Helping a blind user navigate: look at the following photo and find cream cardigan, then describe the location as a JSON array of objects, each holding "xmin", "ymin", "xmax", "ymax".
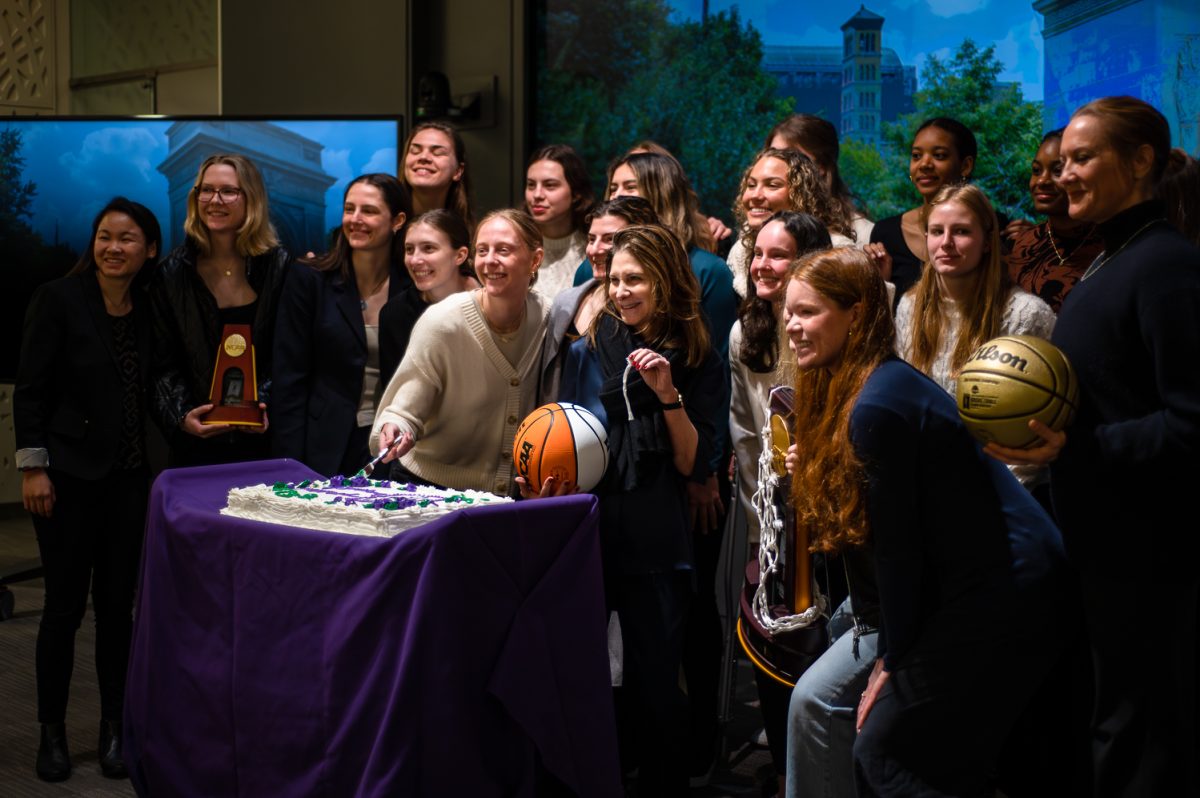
[{"xmin": 370, "ymin": 291, "xmax": 549, "ymax": 495}]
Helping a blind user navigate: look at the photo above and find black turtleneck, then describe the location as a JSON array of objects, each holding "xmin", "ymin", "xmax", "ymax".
[{"xmin": 1050, "ymin": 198, "xmax": 1200, "ymax": 570}]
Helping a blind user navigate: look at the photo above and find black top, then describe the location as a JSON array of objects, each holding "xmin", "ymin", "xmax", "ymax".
[
  {"xmin": 869, "ymin": 214, "xmax": 922, "ymax": 305},
  {"xmin": 852, "ymin": 359, "xmax": 1065, "ymax": 669},
  {"xmin": 14, "ymin": 273, "xmax": 153, "ymax": 480},
  {"xmin": 111, "ymin": 313, "xmax": 145, "ymax": 471},
  {"xmin": 271, "ymin": 260, "xmax": 409, "ymax": 476},
  {"xmin": 1050, "ymin": 199, "xmax": 1200, "ymax": 576},
  {"xmin": 378, "ymin": 286, "xmax": 431, "ymax": 386}
]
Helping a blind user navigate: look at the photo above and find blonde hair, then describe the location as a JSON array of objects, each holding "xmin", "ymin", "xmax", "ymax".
[
  {"xmin": 184, "ymin": 153, "xmax": 279, "ymax": 257},
  {"xmin": 904, "ymin": 183, "xmax": 1008, "ymax": 377},
  {"xmin": 787, "ymin": 247, "xmax": 894, "ymax": 553},
  {"xmin": 474, "ymin": 208, "xmax": 544, "ymax": 286}
]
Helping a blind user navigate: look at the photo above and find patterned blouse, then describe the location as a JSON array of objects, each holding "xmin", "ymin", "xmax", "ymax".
[{"xmin": 1006, "ymin": 221, "xmax": 1104, "ymax": 313}]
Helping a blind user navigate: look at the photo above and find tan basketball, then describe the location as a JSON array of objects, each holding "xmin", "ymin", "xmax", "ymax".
[{"xmin": 956, "ymin": 335, "xmax": 1078, "ymax": 449}]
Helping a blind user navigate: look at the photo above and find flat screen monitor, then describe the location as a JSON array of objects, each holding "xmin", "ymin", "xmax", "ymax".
[{"xmin": 0, "ymin": 115, "xmax": 403, "ymax": 381}]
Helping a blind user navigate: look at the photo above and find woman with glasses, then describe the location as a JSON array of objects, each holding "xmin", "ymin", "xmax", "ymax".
[{"xmin": 149, "ymin": 153, "xmax": 292, "ymax": 466}]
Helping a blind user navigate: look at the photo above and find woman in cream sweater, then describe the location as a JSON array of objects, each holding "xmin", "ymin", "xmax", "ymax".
[{"xmin": 371, "ymin": 209, "xmax": 549, "ymax": 495}]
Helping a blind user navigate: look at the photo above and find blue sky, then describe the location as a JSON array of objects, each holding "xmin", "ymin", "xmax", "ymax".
[
  {"xmin": 5, "ymin": 119, "xmax": 398, "ymax": 254},
  {"xmin": 668, "ymin": 0, "xmax": 1045, "ymax": 100}
]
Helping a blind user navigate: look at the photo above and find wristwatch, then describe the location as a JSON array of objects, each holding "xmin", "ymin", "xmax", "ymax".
[{"xmin": 661, "ymin": 391, "xmax": 684, "ymax": 411}]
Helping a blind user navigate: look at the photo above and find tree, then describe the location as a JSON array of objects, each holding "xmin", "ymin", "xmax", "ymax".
[
  {"xmin": 840, "ymin": 39, "xmax": 1043, "ymax": 222},
  {"xmin": 536, "ymin": 4, "xmax": 790, "ymax": 218},
  {"xmin": 0, "ymin": 128, "xmax": 38, "ymax": 238}
]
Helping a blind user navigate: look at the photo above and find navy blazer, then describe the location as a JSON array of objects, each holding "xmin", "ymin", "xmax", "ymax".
[
  {"xmin": 14, "ymin": 272, "xmax": 153, "ymax": 480},
  {"xmin": 271, "ymin": 261, "xmax": 408, "ymax": 475}
]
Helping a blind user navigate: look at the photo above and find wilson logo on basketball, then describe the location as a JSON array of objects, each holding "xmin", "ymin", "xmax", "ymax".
[{"xmin": 968, "ymin": 344, "xmax": 1029, "ymax": 372}]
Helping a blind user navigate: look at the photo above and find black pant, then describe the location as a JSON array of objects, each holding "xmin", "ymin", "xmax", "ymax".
[
  {"xmin": 682, "ymin": 467, "xmax": 732, "ymax": 774},
  {"xmin": 613, "ymin": 570, "xmax": 692, "ymax": 797},
  {"xmin": 33, "ymin": 469, "xmax": 148, "ymax": 723}
]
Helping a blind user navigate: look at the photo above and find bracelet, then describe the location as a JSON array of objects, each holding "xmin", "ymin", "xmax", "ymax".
[{"xmin": 660, "ymin": 391, "xmax": 684, "ymax": 411}]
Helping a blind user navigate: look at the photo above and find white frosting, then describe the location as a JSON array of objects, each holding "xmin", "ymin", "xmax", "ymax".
[{"xmin": 221, "ymin": 477, "xmax": 513, "ymax": 537}]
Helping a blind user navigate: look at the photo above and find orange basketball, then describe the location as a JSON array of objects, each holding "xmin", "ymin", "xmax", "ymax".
[{"xmin": 512, "ymin": 403, "xmax": 609, "ymax": 492}]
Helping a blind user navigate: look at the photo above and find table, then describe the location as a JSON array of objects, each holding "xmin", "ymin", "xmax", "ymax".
[{"xmin": 124, "ymin": 460, "xmax": 621, "ymax": 797}]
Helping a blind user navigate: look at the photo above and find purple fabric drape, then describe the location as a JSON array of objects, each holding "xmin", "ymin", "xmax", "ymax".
[{"xmin": 124, "ymin": 459, "xmax": 620, "ymax": 797}]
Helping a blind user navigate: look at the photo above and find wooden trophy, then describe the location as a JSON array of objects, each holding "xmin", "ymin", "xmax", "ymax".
[{"xmin": 202, "ymin": 323, "xmax": 265, "ymax": 427}]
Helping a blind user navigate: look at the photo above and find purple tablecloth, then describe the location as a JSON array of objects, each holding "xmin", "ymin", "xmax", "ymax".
[{"xmin": 125, "ymin": 460, "xmax": 620, "ymax": 797}]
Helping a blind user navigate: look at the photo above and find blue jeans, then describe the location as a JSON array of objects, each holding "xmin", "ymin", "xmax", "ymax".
[{"xmin": 785, "ymin": 598, "xmax": 878, "ymax": 798}]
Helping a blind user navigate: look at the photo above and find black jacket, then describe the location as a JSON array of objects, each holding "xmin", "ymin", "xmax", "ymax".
[
  {"xmin": 14, "ymin": 272, "xmax": 153, "ymax": 480},
  {"xmin": 148, "ymin": 240, "xmax": 291, "ymax": 434},
  {"xmin": 271, "ymin": 260, "xmax": 408, "ymax": 475}
]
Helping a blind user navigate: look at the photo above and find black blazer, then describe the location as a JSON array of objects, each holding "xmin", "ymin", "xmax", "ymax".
[
  {"xmin": 14, "ymin": 272, "xmax": 153, "ymax": 481},
  {"xmin": 271, "ymin": 261, "xmax": 408, "ymax": 474}
]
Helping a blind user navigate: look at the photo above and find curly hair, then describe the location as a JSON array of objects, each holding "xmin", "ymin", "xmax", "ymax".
[
  {"xmin": 787, "ymin": 247, "xmax": 895, "ymax": 553},
  {"xmin": 765, "ymin": 114, "xmax": 866, "ymax": 226},
  {"xmin": 733, "ymin": 149, "xmax": 853, "ymax": 256},
  {"xmin": 591, "ymin": 224, "xmax": 710, "ymax": 367},
  {"xmin": 737, "ymin": 211, "xmax": 831, "ymax": 374},
  {"xmin": 903, "ymin": 183, "xmax": 1009, "ymax": 377}
]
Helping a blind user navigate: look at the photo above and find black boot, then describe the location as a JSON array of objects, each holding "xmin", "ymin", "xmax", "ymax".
[
  {"xmin": 36, "ymin": 722, "xmax": 71, "ymax": 782},
  {"xmin": 98, "ymin": 719, "xmax": 128, "ymax": 779}
]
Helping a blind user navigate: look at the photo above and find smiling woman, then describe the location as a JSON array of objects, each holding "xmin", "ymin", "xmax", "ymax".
[
  {"xmin": 14, "ymin": 197, "xmax": 162, "ymax": 782},
  {"xmin": 400, "ymin": 122, "xmax": 474, "ymax": 231},
  {"xmin": 271, "ymin": 173, "xmax": 413, "ymax": 476},
  {"xmin": 148, "ymin": 153, "xmax": 292, "ymax": 467},
  {"xmin": 575, "ymin": 223, "xmax": 727, "ymax": 795},
  {"xmin": 370, "ymin": 209, "xmax": 550, "ymax": 495}
]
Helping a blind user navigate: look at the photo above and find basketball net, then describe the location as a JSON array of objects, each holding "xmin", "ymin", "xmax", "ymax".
[{"xmin": 750, "ymin": 415, "xmax": 826, "ymax": 634}]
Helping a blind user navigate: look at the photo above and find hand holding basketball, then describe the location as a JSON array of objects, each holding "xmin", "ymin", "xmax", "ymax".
[
  {"xmin": 515, "ymin": 475, "xmax": 580, "ymax": 500},
  {"xmin": 628, "ymin": 348, "xmax": 676, "ymax": 402},
  {"xmin": 512, "ymin": 403, "xmax": 609, "ymax": 493},
  {"xmin": 984, "ymin": 419, "xmax": 1066, "ymax": 466}
]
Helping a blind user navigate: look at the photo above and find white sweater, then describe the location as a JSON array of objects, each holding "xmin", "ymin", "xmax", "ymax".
[
  {"xmin": 371, "ymin": 291, "xmax": 549, "ymax": 495},
  {"xmin": 729, "ymin": 319, "xmax": 794, "ymax": 543},
  {"xmin": 534, "ymin": 230, "xmax": 587, "ymax": 303}
]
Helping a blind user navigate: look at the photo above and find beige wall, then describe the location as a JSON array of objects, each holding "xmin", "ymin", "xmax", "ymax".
[{"xmin": 219, "ymin": 2, "xmax": 408, "ymax": 117}]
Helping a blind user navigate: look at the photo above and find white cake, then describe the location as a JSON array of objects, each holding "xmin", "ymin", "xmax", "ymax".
[{"xmin": 221, "ymin": 475, "xmax": 513, "ymax": 537}]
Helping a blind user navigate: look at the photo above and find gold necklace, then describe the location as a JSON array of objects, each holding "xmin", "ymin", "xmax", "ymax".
[
  {"xmin": 1080, "ymin": 219, "xmax": 1163, "ymax": 281},
  {"xmin": 1045, "ymin": 220, "xmax": 1094, "ymax": 267},
  {"xmin": 483, "ymin": 296, "xmax": 527, "ymax": 340}
]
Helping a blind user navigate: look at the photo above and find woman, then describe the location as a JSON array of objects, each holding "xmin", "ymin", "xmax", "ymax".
[
  {"xmin": 728, "ymin": 211, "xmax": 831, "ymax": 790},
  {"xmin": 149, "ymin": 153, "xmax": 290, "ymax": 466},
  {"xmin": 567, "ymin": 224, "xmax": 726, "ymax": 796},
  {"xmin": 524, "ymin": 144, "xmax": 594, "ymax": 300},
  {"xmin": 579, "ymin": 152, "xmax": 736, "ymax": 359},
  {"xmin": 896, "ymin": 183, "xmax": 1055, "ymax": 401},
  {"xmin": 1005, "ymin": 129, "xmax": 1104, "ymax": 312},
  {"xmin": 379, "ymin": 209, "xmax": 479, "ymax": 383},
  {"xmin": 728, "ymin": 147, "xmax": 854, "ymax": 298},
  {"xmin": 781, "ymin": 248, "xmax": 1067, "ymax": 798},
  {"xmin": 766, "ymin": 113, "xmax": 874, "ymax": 244},
  {"xmin": 372, "ymin": 209, "xmax": 549, "ymax": 495},
  {"xmin": 542, "ymin": 196, "xmax": 658, "ymax": 410},
  {"xmin": 865, "ymin": 117, "xmax": 977, "ymax": 301},
  {"xmin": 401, "ymin": 121, "xmax": 474, "ymax": 230},
  {"xmin": 15, "ymin": 198, "xmax": 161, "ymax": 782},
  {"xmin": 897, "ymin": 183, "xmax": 1054, "ymax": 492},
  {"xmin": 272, "ymin": 174, "xmax": 411, "ymax": 476},
  {"xmin": 988, "ymin": 96, "xmax": 1200, "ymax": 797}
]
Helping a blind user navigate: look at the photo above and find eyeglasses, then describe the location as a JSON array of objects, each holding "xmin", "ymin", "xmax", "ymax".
[{"xmin": 196, "ymin": 186, "xmax": 244, "ymax": 203}]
